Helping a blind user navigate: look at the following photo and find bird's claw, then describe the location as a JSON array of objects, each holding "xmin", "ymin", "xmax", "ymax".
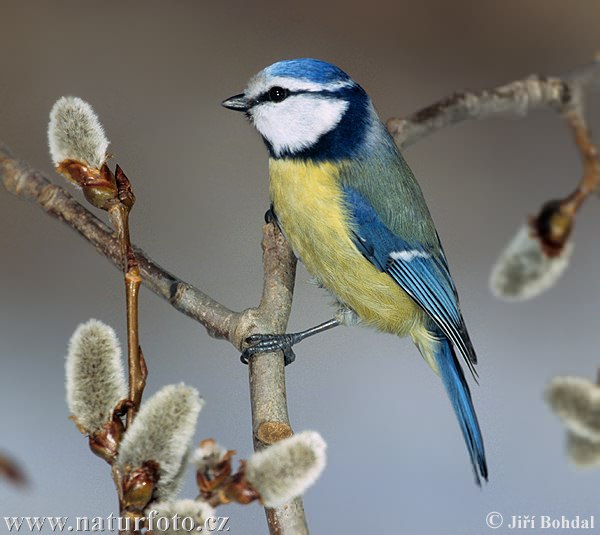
[
  {"xmin": 264, "ymin": 207, "xmax": 276, "ymax": 223},
  {"xmin": 241, "ymin": 333, "xmax": 297, "ymax": 366}
]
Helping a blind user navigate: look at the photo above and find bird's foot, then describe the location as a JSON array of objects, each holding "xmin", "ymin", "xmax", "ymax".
[
  {"xmin": 240, "ymin": 319, "xmax": 341, "ymax": 366},
  {"xmin": 241, "ymin": 333, "xmax": 300, "ymax": 366}
]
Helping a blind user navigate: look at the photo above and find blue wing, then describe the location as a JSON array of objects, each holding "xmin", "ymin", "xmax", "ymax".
[{"xmin": 343, "ymin": 187, "xmax": 478, "ymax": 377}]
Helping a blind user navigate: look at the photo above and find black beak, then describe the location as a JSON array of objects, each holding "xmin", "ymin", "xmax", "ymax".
[{"xmin": 222, "ymin": 93, "xmax": 250, "ymax": 112}]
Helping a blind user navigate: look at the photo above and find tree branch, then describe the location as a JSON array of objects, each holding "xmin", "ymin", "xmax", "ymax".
[
  {"xmin": 0, "ymin": 142, "xmax": 306, "ymax": 534},
  {"xmin": 246, "ymin": 225, "xmax": 303, "ymax": 534},
  {"xmin": 387, "ymin": 58, "xmax": 600, "ymax": 149},
  {"xmin": 0, "ymin": 143, "xmax": 239, "ymax": 340}
]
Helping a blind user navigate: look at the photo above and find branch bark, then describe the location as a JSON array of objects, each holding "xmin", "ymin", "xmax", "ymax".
[
  {"xmin": 0, "ymin": 143, "xmax": 239, "ymax": 340},
  {"xmin": 0, "ymin": 142, "xmax": 305, "ymax": 533},
  {"xmin": 387, "ymin": 58, "xmax": 600, "ymax": 149},
  {"xmin": 2, "ymin": 55, "xmax": 600, "ymax": 535}
]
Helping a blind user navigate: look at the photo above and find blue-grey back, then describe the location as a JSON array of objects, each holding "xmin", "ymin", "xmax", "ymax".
[{"xmin": 339, "ymin": 118, "xmax": 440, "ymax": 249}]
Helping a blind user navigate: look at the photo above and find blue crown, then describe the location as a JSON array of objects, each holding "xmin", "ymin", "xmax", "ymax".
[{"xmin": 264, "ymin": 58, "xmax": 353, "ymax": 86}]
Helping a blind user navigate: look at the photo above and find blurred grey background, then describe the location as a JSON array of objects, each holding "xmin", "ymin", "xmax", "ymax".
[{"xmin": 1, "ymin": 1, "xmax": 600, "ymax": 534}]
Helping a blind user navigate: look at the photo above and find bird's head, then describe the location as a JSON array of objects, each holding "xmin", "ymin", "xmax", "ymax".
[{"xmin": 223, "ymin": 58, "xmax": 379, "ymax": 160}]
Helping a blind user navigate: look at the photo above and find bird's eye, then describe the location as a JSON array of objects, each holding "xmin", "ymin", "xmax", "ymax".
[{"xmin": 268, "ymin": 86, "xmax": 289, "ymax": 103}]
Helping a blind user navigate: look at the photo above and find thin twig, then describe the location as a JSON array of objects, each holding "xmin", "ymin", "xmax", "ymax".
[
  {"xmin": 561, "ymin": 110, "xmax": 600, "ymax": 213},
  {"xmin": 0, "ymin": 143, "xmax": 238, "ymax": 339},
  {"xmin": 522, "ymin": 104, "xmax": 600, "ymax": 258},
  {"xmin": 106, "ymin": 165, "xmax": 146, "ymax": 426},
  {"xmin": 107, "ymin": 203, "xmax": 144, "ymax": 425},
  {"xmin": 387, "ymin": 58, "xmax": 600, "ymax": 149}
]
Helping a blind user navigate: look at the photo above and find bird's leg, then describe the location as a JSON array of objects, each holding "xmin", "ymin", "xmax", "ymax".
[{"xmin": 241, "ymin": 318, "xmax": 341, "ymax": 365}]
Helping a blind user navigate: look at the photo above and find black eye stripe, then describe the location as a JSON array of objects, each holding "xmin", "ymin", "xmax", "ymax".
[{"xmin": 252, "ymin": 88, "xmax": 341, "ymax": 106}]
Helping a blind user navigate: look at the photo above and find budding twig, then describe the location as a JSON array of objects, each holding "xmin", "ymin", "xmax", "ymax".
[
  {"xmin": 116, "ymin": 384, "xmax": 203, "ymax": 522},
  {"xmin": 562, "ymin": 109, "xmax": 600, "ymax": 212},
  {"xmin": 387, "ymin": 57, "xmax": 600, "ymax": 149},
  {"xmin": 526, "ymin": 108, "xmax": 599, "ymax": 258},
  {"xmin": 193, "ymin": 432, "xmax": 326, "ymax": 510},
  {"xmin": 106, "ymin": 166, "xmax": 146, "ymax": 425}
]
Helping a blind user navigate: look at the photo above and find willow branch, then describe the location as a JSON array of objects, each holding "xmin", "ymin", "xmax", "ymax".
[
  {"xmin": 561, "ymin": 109, "xmax": 600, "ymax": 213},
  {"xmin": 0, "ymin": 144, "xmax": 304, "ymax": 533},
  {"xmin": 246, "ymin": 224, "xmax": 304, "ymax": 534},
  {"xmin": 105, "ymin": 167, "xmax": 146, "ymax": 426},
  {"xmin": 115, "ymin": 167, "xmax": 143, "ymax": 426},
  {"xmin": 0, "ymin": 143, "xmax": 238, "ymax": 340},
  {"xmin": 3, "ymin": 55, "xmax": 600, "ymax": 535},
  {"xmin": 387, "ymin": 58, "xmax": 600, "ymax": 149},
  {"xmin": 385, "ymin": 58, "xmax": 600, "ymax": 264}
]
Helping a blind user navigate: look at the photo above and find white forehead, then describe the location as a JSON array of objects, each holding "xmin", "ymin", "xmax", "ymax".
[{"xmin": 244, "ymin": 73, "xmax": 353, "ymax": 99}]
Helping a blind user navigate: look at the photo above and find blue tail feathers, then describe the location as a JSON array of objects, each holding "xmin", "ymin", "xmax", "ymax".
[{"xmin": 433, "ymin": 331, "xmax": 488, "ymax": 485}]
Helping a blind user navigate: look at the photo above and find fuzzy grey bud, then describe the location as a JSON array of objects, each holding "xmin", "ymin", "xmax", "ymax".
[
  {"xmin": 117, "ymin": 384, "xmax": 203, "ymax": 501},
  {"xmin": 245, "ymin": 431, "xmax": 326, "ymax": 508},
  {"xmin": 66, "ymin": 319, "xmax": 127, "ymax": 434},
  {"xmin": 490, "ymin": 225, "xmax": 573, "ymax": 301},
  {"xmin": 48, "ymin": 96, "xmax": 109, "ymax": 168},
  {"xmin": 566, "ymin": 432, "xmax": 600, "ymax": 467},
  {"xmin": 545, "ymin": 376, "xmax": 600, "ymax": 442},
  {"xmin": 148, "ymin": 499, "xmax": 215, "ymax": 534}
]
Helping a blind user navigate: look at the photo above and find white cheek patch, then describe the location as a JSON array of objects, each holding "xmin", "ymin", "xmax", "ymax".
[
  {"xmin": 390, "ymin": 250, "xmax": 430, "ymax": 262},
  {"xmin": 251, "ymin": 95, "xmax": 349, "ymax": 156}
]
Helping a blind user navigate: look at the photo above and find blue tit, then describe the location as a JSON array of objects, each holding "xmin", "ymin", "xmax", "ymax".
[{"xmin": 223, "ymin": 58, "xmax": 487, "ymax": 485}]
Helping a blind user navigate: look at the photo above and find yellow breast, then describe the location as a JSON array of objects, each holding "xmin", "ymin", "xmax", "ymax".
[{"xmin": 269, "ymin": 158, "xmax": 422, "ymax": 336}]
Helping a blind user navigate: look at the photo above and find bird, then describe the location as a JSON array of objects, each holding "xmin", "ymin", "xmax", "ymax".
[{"xmin": 222, "ymin": 58, "xmax": 488, "ymax": 485}]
